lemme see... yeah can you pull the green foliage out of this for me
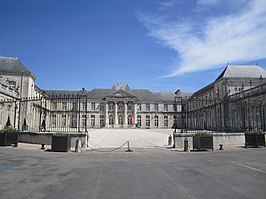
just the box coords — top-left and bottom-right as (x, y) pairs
(195, 130), (211, 137)
(1, 127), (19, 133)
(54, 132), (68, 136)
(245, 129), (264, 134)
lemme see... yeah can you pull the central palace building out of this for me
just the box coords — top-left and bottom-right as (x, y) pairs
(0, 56), (265, 132)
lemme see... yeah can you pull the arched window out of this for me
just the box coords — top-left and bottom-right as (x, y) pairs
(118, 115), (123, 125)
(109, 115), (114, 125)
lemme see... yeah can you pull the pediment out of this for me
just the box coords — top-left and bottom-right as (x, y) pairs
(104, 90), (136, 99)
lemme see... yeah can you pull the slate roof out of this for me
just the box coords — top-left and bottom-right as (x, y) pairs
(216, 65), (266, 80)
(44, 83), (192, 102)
(44, 90), (84, 98)
(0, 56), (35, 78)
(193, 64), (266, 97)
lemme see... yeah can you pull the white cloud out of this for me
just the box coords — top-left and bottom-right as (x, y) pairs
(138, 0), (266, 77)
(158, 0), (177, 10)
(197, 0), (219, 6)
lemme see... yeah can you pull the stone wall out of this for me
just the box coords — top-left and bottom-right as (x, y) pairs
(18, 132), (88, 148)
(174, 132), (245, 151)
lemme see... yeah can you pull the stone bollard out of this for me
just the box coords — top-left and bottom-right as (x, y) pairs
(41, 144), (45, 150)
(168, 135), (172, 146)
(75, 138), (81, 153)
(219, 144), (223, 150)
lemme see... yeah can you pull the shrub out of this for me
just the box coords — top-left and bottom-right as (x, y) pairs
(195, 130), (211, 137)
(1, 127), (19, 133)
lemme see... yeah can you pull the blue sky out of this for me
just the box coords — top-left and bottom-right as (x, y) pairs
(1, 0), (266, 92)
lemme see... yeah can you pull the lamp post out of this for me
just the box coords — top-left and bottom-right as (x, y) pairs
(174, 89), (181, 133)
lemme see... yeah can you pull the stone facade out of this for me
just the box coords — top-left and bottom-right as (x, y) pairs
(186, 65), (266, 132)
(1, 56), (265, 132)
(0, 56), (191, 131)
(45, 83), (191, 131)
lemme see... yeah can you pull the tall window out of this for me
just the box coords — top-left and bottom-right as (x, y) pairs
(164, 115), (168, 127)
(128, 115), (132, 125)
(146, 115), (150, 127)
(137, 115), (141, 127)
(146, 103), (150, 111)
(82, 102), (87, 111)
(118, 115), (123, 125)
(72, 102), (77, 110)
(137, 103), (142, 111)
(154, 115), (159, 127)
(128, 102), (133, 111)
(51, 114), (56, 127)
(164, 103), (168, 112)
(82, 115), (87, 127)
(52, 102), (57, 110)
(62, 102), (67, 111)
(91, 102), (96, 110)
(91, 115), (95, 127)
(109, 103), (114, 110)
(118, 103), (124, 111)
(100, 115), (104, 127)
(109, 115), (114, 125)
(154, 103), (158, 112)
(62, 114), (66, 127)
(100, 103), (104, 111)
(71, 114), (77, 128)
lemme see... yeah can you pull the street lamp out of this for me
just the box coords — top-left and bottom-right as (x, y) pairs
(174, 89), (182, 133)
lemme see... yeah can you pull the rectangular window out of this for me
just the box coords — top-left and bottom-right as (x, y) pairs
(128, 103), (133, 111)
(154, 103), (158, 112)
(62, 114), (67, 127)
(154, 115), (158, 127)
(83, 102), (87, 111)
(72, 102), (77, 110)
(164, 115), (168, 127)
(100, 103), (104, 111)
(62, 102), (67, 111)
(146, 115), (150, 127)
(109, 103), (114, 110)
(91, 102), (95, 110)
(52, 102), (57, 110)
(51, 114), (56, 127)
(71, 114), (77, 128)
(146, 103), (150, 111)
(118, 103), (124, 111)
(137, 103), (142, 111)
(91, 115), (95, 127)
(82, 115), (87, 127)
(100, 115), (104, 127)
(164, 103), (168, 112)
(137, 115), (141, 127)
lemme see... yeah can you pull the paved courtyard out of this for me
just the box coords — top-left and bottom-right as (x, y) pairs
(87, 129), (174, 149)
(0, 145), (266, 199)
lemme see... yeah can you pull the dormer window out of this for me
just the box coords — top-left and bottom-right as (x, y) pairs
(6, 80), (16, 89)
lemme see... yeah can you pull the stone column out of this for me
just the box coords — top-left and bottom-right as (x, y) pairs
(124, 102), (128, 127)
(134, 103), (137, 126)
(114, 102), (118, 127)
(105, 102), (109, 127)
